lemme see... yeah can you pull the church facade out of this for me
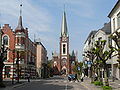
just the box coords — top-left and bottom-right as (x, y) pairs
(52, 11), (76, 75)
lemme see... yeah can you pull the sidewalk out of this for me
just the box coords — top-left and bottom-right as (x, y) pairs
(81, 77), (120, 90)
(0, 79), (29, 90)
(80, 77), (102, 90)
(109, 79), (120, 90)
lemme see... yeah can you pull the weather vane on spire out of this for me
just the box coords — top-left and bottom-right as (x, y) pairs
(19, 0), (22, 16)
(20, 4), (22, 16)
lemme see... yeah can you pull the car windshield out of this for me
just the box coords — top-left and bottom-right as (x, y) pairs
(68, 74), (75, 77)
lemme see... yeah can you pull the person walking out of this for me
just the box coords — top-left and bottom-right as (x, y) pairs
(75, 74), (79, 82)
(27, 73), (30, 82)
(94, 73), (98, 81)
(81, 73), (84, 82)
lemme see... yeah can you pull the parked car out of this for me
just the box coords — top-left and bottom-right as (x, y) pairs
(68, 74), (75, 81)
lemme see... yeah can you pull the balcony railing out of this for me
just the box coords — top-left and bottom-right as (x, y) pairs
(15, 44), (25, 50)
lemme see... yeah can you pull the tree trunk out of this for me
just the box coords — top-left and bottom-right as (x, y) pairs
(97, 67), (101, 82)
(91, 65), (94, 82)
(104, 64), (109, 86)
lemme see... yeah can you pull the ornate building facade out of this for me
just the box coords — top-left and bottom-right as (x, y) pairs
(1, 14), (37, 79)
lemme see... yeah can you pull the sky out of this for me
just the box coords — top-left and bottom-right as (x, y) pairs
(0, 0), (118, 61)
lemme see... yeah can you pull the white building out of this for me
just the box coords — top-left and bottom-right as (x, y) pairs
(83, 31), (97, 55)
(83, 22), (111, 77)
(108, 0), (120, 80)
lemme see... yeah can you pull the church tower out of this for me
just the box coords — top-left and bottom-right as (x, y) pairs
(60, 11), (70, 75)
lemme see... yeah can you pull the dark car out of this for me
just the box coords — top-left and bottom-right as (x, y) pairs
(68, 74), (75, 81)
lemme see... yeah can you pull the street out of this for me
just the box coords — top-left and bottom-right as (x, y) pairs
(11, 76), (88, 90)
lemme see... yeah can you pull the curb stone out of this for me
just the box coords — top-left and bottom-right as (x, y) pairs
(0, 82), (28, 90)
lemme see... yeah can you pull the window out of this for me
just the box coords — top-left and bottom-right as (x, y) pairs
(117, 13), (120, 28)
(3, 36), (8, 45)
(63, 44), (66, 54)
(62, 59), (66, 65)
(17, 37), (20, 44)
(108, 38), (112, 46)
(113, 18), (115, 30)
(5, 66), (11, 78)
(98, 37), (102, 40)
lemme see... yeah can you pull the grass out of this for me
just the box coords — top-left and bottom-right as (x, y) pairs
(94, 81), (103, 86)
(91, 80), (112, 90)
(102, 86), (112, 90)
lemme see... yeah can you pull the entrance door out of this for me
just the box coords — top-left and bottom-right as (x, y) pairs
(5, 66), (11, 78)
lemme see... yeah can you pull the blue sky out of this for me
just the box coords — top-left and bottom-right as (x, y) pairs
(0, 0), (118, 61)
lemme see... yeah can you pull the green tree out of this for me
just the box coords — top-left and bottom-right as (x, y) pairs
(47, 60), (53, 77)
(73, 61), (83, 76)
(93, 38), (114, 86)
(109, 31), (120, 69)
(83, 48), (96, 82)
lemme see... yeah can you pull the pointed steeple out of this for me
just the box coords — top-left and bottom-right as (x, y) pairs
(15, 4), (24, 31)
(61, 11), (68, 37)
(16, 16), (24, 30)
(72, 50), (75, 56)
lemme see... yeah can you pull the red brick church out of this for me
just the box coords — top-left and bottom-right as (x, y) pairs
(52, 11), (77, 75)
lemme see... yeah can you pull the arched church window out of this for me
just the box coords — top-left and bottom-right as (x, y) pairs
(63, 44), (66, 54)
(62, 58), (66, 65)
(3, 36), (8, 45)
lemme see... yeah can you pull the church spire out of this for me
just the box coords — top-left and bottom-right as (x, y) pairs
(61, 10), (68, 37)
(15, 4), (24, 30)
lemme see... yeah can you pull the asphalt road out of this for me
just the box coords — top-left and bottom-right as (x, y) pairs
(11, 76), (89, 90)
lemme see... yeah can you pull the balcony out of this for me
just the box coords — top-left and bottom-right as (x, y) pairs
(15, 44), (25, 51)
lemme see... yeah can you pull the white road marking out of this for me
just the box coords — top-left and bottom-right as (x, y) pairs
(65, 84), (68, 90)
(64, 80), (67, 83)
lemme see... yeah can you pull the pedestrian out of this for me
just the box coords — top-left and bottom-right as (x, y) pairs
(27, 73), (30, 82)
(94, 73), (97, 81)
(75, 74), (79, 82)
(81, 73), (84, 82)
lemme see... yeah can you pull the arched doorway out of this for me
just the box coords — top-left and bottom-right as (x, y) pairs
(61, 66), (67, 75)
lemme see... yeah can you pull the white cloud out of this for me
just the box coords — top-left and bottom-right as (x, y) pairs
(0, 0), (52, 32)
(0, 0), (113, 61)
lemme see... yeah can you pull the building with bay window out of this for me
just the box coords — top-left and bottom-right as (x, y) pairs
(108, 0), (120, 80)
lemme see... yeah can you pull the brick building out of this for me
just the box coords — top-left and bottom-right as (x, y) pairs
(1, 15), (37, 79)
(2, 24), (15, 79)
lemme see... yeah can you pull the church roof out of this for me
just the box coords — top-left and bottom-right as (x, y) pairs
(15, 16), (24, 30)
(61, 11), (68, 37)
